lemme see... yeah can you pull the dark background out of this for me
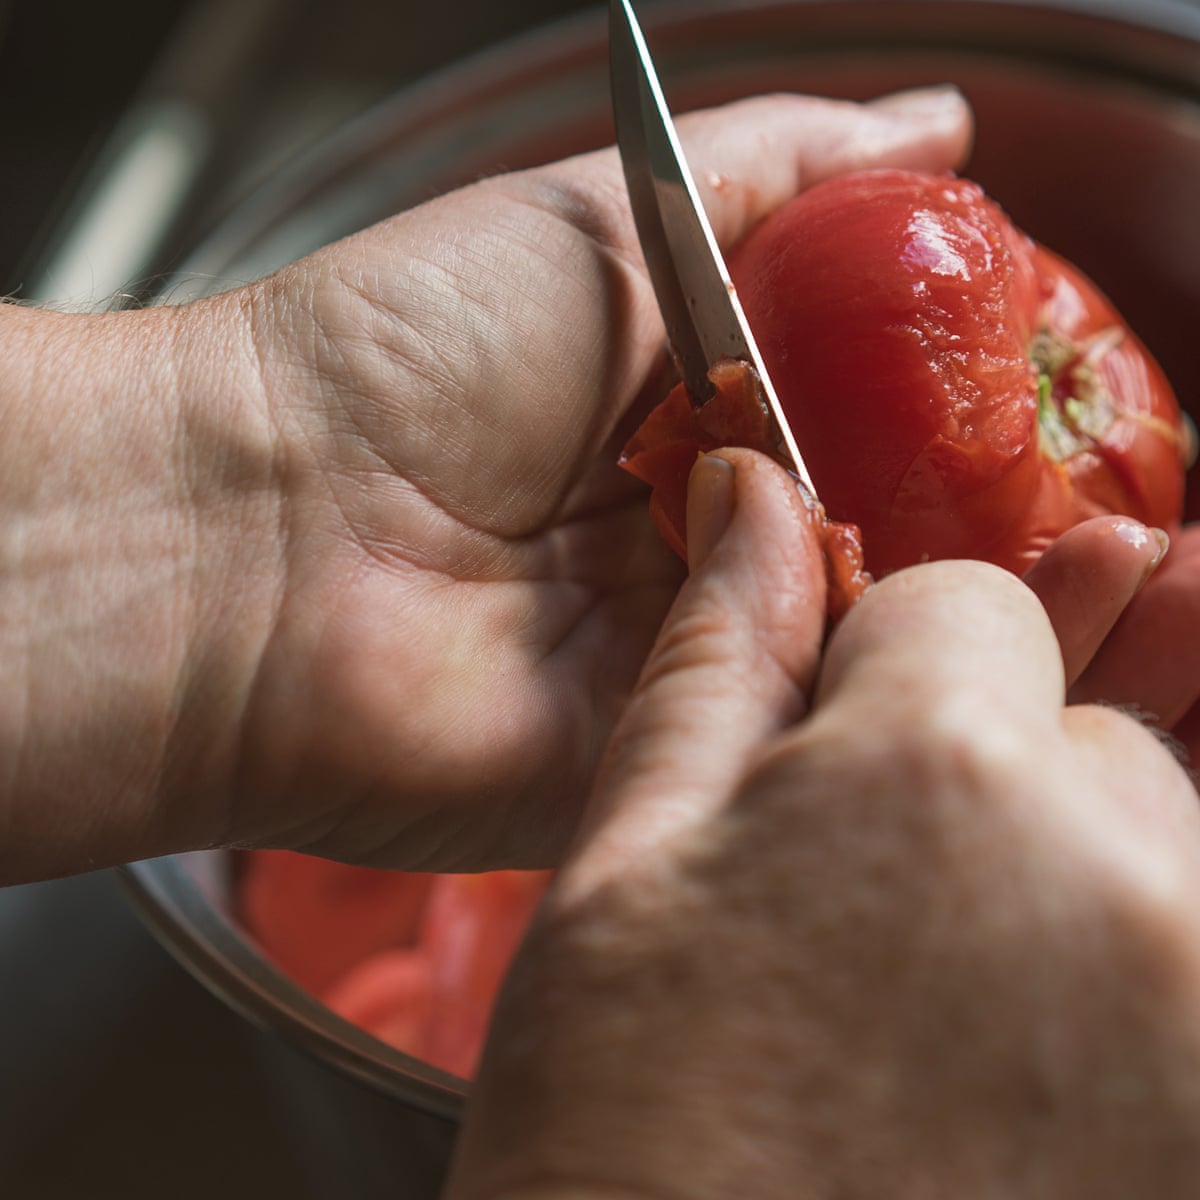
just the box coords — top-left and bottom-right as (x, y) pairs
(0, 0), (597, 298)
(0, 0), (189, 292)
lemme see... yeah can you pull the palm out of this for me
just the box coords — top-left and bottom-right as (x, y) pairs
(234, 459), (679, 870)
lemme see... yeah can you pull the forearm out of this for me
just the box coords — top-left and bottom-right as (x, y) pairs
(0, 295), (284, 882)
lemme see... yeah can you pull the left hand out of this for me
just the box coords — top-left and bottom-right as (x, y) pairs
(204, 91), (979, 869)
(0, 91), (976, 882)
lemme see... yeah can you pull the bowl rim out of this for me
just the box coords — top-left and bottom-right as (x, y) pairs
(157, 0), (1200, 295)
(119, 856), (470, 1116)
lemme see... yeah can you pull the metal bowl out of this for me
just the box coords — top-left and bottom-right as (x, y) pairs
(123, 0), (1200, 1193)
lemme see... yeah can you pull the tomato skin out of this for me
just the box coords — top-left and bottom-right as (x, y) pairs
(620, 358), (872, 619)
(623, 170), (1188, 578)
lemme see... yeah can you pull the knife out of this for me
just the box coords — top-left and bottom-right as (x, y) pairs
(608, 0), (818, 500)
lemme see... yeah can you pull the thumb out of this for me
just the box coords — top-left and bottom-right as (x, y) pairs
(572, 447), (827, 869)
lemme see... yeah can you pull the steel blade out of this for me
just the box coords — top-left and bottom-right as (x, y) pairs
(608, 0), (815, 495)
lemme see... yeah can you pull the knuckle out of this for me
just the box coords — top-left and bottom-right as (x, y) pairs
(906, 693), (1037, 785)
(740, 692), (1040, 854)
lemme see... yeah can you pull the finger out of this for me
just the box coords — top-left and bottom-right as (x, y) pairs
(1022, 516), (1169, 687)
(529, 86), (972, 260)
(680, 87), (973, 248)
(815, 559), (1065, 727)
(1069, 525), (1200, 729)
(573, 448), (826, 866)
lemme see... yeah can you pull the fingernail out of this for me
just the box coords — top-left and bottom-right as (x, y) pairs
(1138, 527), (1170, 590)
(1150, 526), (1171, 568)
(1115, 521), (1170, 591)
(870, 84), (965, 121)
(686, 453), (735, 571)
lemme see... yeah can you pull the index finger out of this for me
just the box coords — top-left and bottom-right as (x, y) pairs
(815, 560), (1066, 726)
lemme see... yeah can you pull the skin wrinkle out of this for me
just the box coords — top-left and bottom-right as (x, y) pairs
(214, 288), (307, 852)
(477, 176), (665, 459)
(156, 311), (205, 820)
(276, 231), (669, 584)
(332, 258), (471, 401)
(154, 302), (281, 852)
(300, 270), (539, 550)
(324, 230), (553, 490)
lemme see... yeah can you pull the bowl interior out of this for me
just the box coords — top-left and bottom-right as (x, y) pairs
(128, 0), (1200, 1116)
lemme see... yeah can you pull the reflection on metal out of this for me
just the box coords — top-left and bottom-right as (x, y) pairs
(23, 0), (287, 310)
(27, 103), (208, 309)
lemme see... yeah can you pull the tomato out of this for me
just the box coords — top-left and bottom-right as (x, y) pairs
(238, 852), (552, 1079)
(322, 949), (434, 1054)
(237, 851), (434, 994)
(621, 170), (1190, 579)
(416, 870), (553, 1078)
(622, 357), (872, 619)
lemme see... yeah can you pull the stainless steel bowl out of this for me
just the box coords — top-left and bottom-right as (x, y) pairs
(123, 1), (1200, 1194)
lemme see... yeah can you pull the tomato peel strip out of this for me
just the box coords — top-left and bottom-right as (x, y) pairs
(620, 357), (871, 622)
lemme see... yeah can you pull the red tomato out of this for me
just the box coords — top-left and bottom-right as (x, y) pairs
(321, 949), (434, 1054)
(621, 357), (872, 619)
(237, 853), (552, 1079)
(417, 870), (553, 1079)
(622, 170), (1190, 579)
(237, 851), (434, 994)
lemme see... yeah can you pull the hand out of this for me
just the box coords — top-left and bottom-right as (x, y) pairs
(447, 449), (1200, 1199)
(0, 89), (973, 882)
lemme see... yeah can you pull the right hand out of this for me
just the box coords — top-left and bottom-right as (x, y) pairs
(448, 448), (1200, 1200)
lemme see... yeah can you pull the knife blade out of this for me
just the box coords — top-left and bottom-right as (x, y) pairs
(608, 0), (817, 499)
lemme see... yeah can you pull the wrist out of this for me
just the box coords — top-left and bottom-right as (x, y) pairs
(0, 293), (285, 880)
